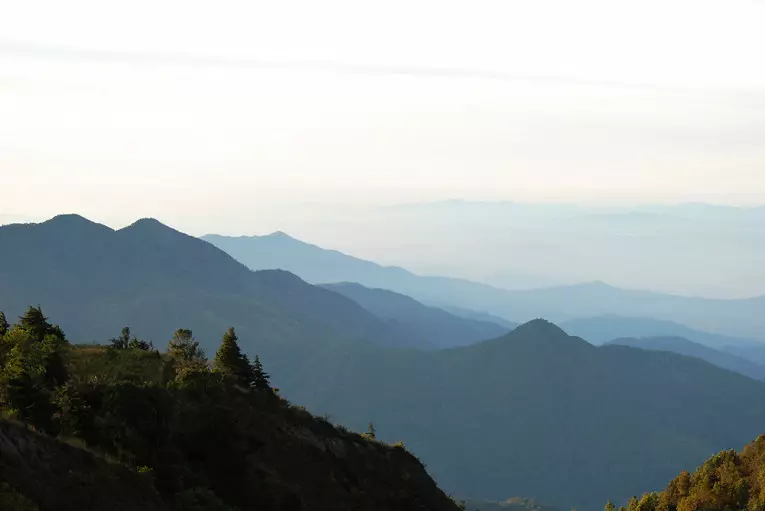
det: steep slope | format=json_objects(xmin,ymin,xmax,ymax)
[
  {"xmin": 321, "ymin": 282, "xmax": 510, "ymax": 349},
  {"xmin": 0, "ymin": 317, "xmax": 459, "ymax": 511},
  {"xmin": 0, "ymin": 420, "xmax": 166, "ymax": 511},
  {"xmin": 279, "ymin": 320, "xmax": 765, "ymax": 511},
  {"xmin": 606, "ymin": 336, "xmax": 765, "ymax": 380},
  {"xmin": 202, "ymin": 233, "xmax": 765, "ymax": 338},
  {"xmin": 612, "ymin": 435, "xmax": 765, "ymax": 511},
  {"xmin": 0, "ymin": 216, "xmax": 415, "ymax": 385},
  {"xmin": 562, "ymin": 315, "xmax": 765, "ymax": 348}
]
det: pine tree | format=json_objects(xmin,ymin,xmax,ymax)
[
  {"xmin": 19, "ymin": 305, "xmax": 51, "ymax": 342},
  {"xmin": 0, "ymin": 311, "xmax": 8, "ymax": 337},
  {"xmin": 213, "ymin": 327, "xmax": 253, "ymax": 385},
  {"xmin": 605, "ymin": 501, "xmax": 616, "ymax": 511},
  {"xmin": 251, "ymin": 355, "xmax": 271, "ymax": 391},
  {"xmin": 168, "ymin": 329, "xmax": 205, "ymax": 362},
  {"xmin": 366, "ymin": 422, "xmax": 376, "ymax": 440}
]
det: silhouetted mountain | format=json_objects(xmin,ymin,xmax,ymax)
[
  {"xmin": 9, "ymin": 216, "xmax": 765, "ymax": 510},
  {"xmin": 0, "ymin": 216, "xmax": 422, "ymax": 385},
  {"xmin": 283, "ymin": 320, "xmax": 765, "ymax": 511},
  {"xmin": 561, "ymin": 315, "xmax": 765, "ymax": 348},
  {"xmin": 321, "ymin": 282, "xmax": 511, "ymax": 349},
  {"xmin": 606, "ymin": 336, "xmax": 765, "ymax": 380},
  {"xmin": 202, "ymin": 233, "xmax": 765, "ymax": 339}
]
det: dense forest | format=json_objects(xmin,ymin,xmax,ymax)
[
  {"xmin": 0, "ymin": 306, "xmax": 459, "ymax": 511},
  {"xmin": 610, "ymin": 435, "xmax": 765, "ymax": 511}
]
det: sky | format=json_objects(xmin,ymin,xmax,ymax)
[{"xmin": 1, "ymin": 1, "xmax": 765, "ymax": 297}]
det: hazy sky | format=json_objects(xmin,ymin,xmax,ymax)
[{"xmin": 2, "ymin": 0, "xmax": 765, "ymax": 235}]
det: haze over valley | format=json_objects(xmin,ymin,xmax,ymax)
[{"xmin": 2, "ymin": 2, "xmax": 765, "ymax": 510}]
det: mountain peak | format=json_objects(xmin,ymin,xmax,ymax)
[
  {"xmin": 37, "ymin": 214, "xmax": 113, "ymax": 235},
  {"xmin": 513, "ymin": 318, "xmax": 569, "ymax": 337},
  {"xmin": 118, "ymin": 218, "xmax": 185, "ymax": 238},
  {"xmin": 262, "ymin": 230, "xmax": 299, "ymax": 242},
  {"xmin": 43, "ymin": 213, "xmax": 106, "ymax": 228}
]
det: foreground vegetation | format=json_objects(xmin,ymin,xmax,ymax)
[
  {"xmin": 610, "ymin": 435, "xmax": 765, "ymax": 511},
  {"xmin": 0, "ymin": 306, "xmax": 458, "ymax": 511}
]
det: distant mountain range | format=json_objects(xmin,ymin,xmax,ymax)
[
  {"xmin": 321, "ymin": 282, "xmax": 513, "ymax": 349},
  {"xmin": 606, "ymin": 336, "xmax": 765, "ymax": 380},
  {"xmin": 288, "ymin": 320, "xmax": 765, "ymax": 510},
  {"xmin": 202, "ymin": 232, "xmax": 765, "ymax": 339},
  {"xmin": 0, "ymin": 215, "xmax": 417, "ymax": 365},
  {"xmin": 561, "ymin": 315, "xmax": 764, "ymax": 348},
  {"xmin": 0, "ymin": 215, "xmax": 509, "ymax": 372},
  {"xmin": 6, "ymin": 215, "xmax": 765, "ymax": 510}
]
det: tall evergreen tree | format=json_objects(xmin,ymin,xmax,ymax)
[
  {"xmin": 0, "ymin": 311, "xmax": 8, "ymax": 337},
  {"xmin": 17, "ymin": 306, "xmax": 65, "ymax": 343},
  {"xmin": 251, "ymin": 355, "xmax": 271, "ymax": 391},
  {"xmin": 19, "ymin": 306, "xmax": 51, "ymax": 342},
  {"xmin": 213, "ymin": 327, "xmax": 253, "ymax": 385}
]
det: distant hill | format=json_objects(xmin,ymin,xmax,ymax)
[
  {"xmin": 439, "ymin": 306, "xmax": 519, "ymax": 330},
  {"xmin": 284, "ymin": 320, "xmax": 765, "ymax": 511},
  {"xmin": 321, "ymin": 282, "xmax": 511, "ymax": 349},
  {"xmin": 0, "ymin": 215, "xmax": 424, "ymax": 384},
  {"xmin": 606, "ymin": 336, "xmax": 765, "ymax": 380},
  {"xmin": 202, "ymin": 233, "xmax": 765, "ymax": 339},
  {"xmin": 561, "ymin": 315, "xmax": 765, "ymax": 348}
]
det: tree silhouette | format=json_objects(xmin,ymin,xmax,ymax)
[
  {"xmin": 213, "ymin": 327, "xmax": 254, "ymax": 386},
  {"xmin": 0, "ymin": 311, "xmax": 8, "ymax": 337},
  {"xmin": 251, "ymin": 354, "xmax": 271, "ymax": 392}
]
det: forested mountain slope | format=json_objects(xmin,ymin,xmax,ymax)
[
  {"xmin": 606, "ymin": 336, "xmax": 765, "ymax": 380},
  {"xmin": 0, "ymin": 309, "xmax": 459, "ymax": 511},
  {"xmin": 610, "ymin": 435, "xmax": 765, "ymax": 511},
  {"xmin": 281, "ymin": 320, "xmax": 765, "ymax": 511}
]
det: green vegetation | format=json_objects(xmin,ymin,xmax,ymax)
[
  {"xmin": 0, "ymin": 306, "xmax": 459, "ymax": 511},
  {"xmin": 612, "ymin": 435, "xmax": 765, "ymax": 511}
]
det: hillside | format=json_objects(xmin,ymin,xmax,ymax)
[
  {"xmin": 606, "ymin": 336, "xmax": 765, "ymax": 380},
  {"xmin": 279, "ymin": 320, "xmax": 765, "ymax": 511},
  {"xmin": 611, "ymin": 435, "xmax": 765, "ymax": 511},
  {"xmin": 561, "ymin": 315, "xmax": 764, "ymax": 349},
  {"xmin": 0, "ymin": 310, "xmax": 459, "ymax": 511},
  {"xmin": 321, "ymin": 282, "xmax": 511, "ymax": 349},
  {"xmin": 201, "ymin": 232, "xmax": 765, "ymax": 339},
  {"xmin": 0, "ymin": 215, "xmax": 424, "ymax": 388}
]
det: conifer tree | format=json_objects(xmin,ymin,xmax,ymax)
[
  {"xmin": 19, "ymin": 305, "xmax": 51, "ymax": 342},
  {"xmin": 0, "ymin": 311, "xmax": 8, "ymax": 337},
  {"xmin": 168, "ymin": 328, "xmax": 205, "ymax": 362},
  {"xmin": 213, "ymin": 327, "xmax": 253, "ymax": 385},
  {"xmin": 366, "ymin": 422, "xmax": 376, "ymax": 440},
  {"xmin": 251, "ymin": 354, "xmax": 271, "ymax": 391}
]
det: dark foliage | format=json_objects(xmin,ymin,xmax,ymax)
[{"xmin": 0, "ymin": 308, "xmax": 458, "ymax": 511}]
